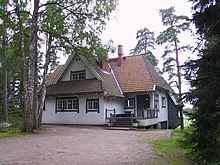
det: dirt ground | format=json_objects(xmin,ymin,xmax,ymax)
[{"xmin": 0, "ymin": 125, "xmax": 171, "ymax": 165}]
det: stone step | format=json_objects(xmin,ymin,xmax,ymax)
[{"xmin": 112, "ymin": 117, "xmax": 133, "ymax": 128}]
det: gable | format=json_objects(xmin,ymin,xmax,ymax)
[
  {"xmin": 46, "ymin": 54, "xmax": 124, "ymax": 98},
  {"xmin": 59, "ymin": 55, "xmax": 96, "ymax": 81}
]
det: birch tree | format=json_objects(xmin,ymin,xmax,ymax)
[
  {"xmin": 24, "ymin": 0, "xmax": 118, "ymax": 132},
  {"xmin": 0, "ymin": 0, "xmax": 118, "ymax": 132}
]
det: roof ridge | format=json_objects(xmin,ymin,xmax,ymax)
[{"xmin": 142, "ymin": 55, "xmax": 156, "ymax": 90}]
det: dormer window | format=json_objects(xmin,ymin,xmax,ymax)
[{"xmin": 70, "ymin": 70, "xmax": 85, "ymax": 80}]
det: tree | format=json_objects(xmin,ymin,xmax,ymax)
[
  {"xmin": 130, "ymin": 27, "xmax": 158, "ymax": 66},
  {"xmin": 156, "ymin": 7, "xmax": 191, "ymax": 130},
  {"xmin": 184, "ymin": 1, "xmax": 220, "ymax": 163},
  {"xmin": 2, "ymin": 0, "xmax": 118, "ymax": 132}
]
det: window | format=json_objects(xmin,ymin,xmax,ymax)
[
  {"xmin": 161, "ymin": 96, "xmax": 166, "ymax": 108},
  {"xmin": 125, "ymin": 98, "xmax": 135, "ymax": 109},
  {"xmin": 86, "ymin": 98, "xmax": 99, "ymax": 113},
  {"xmin": 70, "ymin": 70, "xmax": 85, "ymax": 80},
  {"xmin": 56, "ymin": 97, "xmax": 79, "ymax": 113},
  {"xmin": 154, "ymin": 93, "xmax": 159, "ymax": 110}
]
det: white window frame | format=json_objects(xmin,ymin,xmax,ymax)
[
  {"xmin": 86, "ymin": 98, "xmax": 99, "ymax": 113},
  {"xmin": 56, "ymin": 97, "xmax": 79, "ymax": 113},
  {"xmin": 161, "ymin": 96, "xmax": 166, "ymax": 108},
  {"xmin": 125, "ymin": 98, "xmax": 135, "ymax": 109},
  {"xmin": 154, "ymin": 93, "xmax": 159, "ymax": 110}
]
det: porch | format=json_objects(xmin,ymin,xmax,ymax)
[{"xmin": 105, "ymin": 108, "xmax": 158, "ymax": 128}]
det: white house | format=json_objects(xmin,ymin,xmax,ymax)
[{"xmin": 42, "ymin": 45, "xmax": 180, "ymax": 129}]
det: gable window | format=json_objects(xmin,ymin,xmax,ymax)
[
  {"xmin": 125, "ymin": 98, "xmax": 135, "ymax": 109},
  {"xmin": 56, "ymin": 97, "xmax": 79, "ymax": 113},
  {"xmin": 70, "ymin": 70, "xmax": 85, "ymax": 80},
  {"xmin": 154, "ymin": 93, "xmax": 159, "ymax": 110},
  {"xmin": 161, "ymin": 96, "xmax": 166, "ymax": 108},
  {"xmin": 86, "ymin": 98, "xmax": 99, "ymax": 113}
]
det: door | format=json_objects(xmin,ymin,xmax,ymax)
[{"xmin": 137, "ymin": 94, "xmax": 150, "ymax": 118}]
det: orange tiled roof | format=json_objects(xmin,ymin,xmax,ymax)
[
  {"xmin": 46, "ymin": 65, "xmax": 63, "ymax": 86},
  {"xmin": 109, "ymin": 55, "xmax": 171, "ymax": 93}
]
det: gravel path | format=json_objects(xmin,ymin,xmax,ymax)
[{"xmin": 0, "ymin": 125, "xmax": 171, "ymax": 165}]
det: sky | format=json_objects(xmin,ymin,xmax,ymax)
[
  {"xmin": 58, "ymin": 1, "xmax": 196, "ymax": 106},
  {"xmin": 100, "ymin": 1, "xmax": 196, "ymax": 107},
  {"xmin": 101, "ymin": 0, "xmax": 195, "ymax": 57}
]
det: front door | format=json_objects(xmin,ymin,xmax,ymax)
[{"xmin": 137, "ymin": 94, "xmax": 150, "ymax": 118}]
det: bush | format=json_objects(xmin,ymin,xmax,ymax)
[{"xmin": 180, "ymin": 125, "xmax": 220, "ymax": 165}]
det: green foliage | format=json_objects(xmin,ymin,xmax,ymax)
[
  {"xmin": 156, "ymin": 7, "xmax": 191, "ymax": 79},
  {"xmin": 184, "ymin": 1, "xmax": 220, "ymax": 164},
  {"xmin": 130, "ymin": 27, "xmax": 158, "ymax": 66},
  {"xmin": 0, "ymin": 0, "xmax": 119, "ymax": 132},
  {"xmin": 185, "ymin": 37, "xmax": 220, "ymax": 164},
  {"xmin": 0, "ymin": 109, "xmax": 24, "ymax": 134},
  {"xmin": 150, "ymin": 129, "xmax": 194, "ymax": 165}
]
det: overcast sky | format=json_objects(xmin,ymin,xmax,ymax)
[
  {"xmin": 100, "ymin": 1, "xmax": 196, "ymax": 102},
  {"xmin": 101, "ymin": 0, "xmax": 195, "ymax": 58}
]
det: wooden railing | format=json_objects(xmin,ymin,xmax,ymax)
[
  {"xmin": 135, "ymin": 108, "xmax": 158, "ymax": 119},
  {"xmin": 105, "ymin": 108, "xmax": 116, "ymax": 119}
]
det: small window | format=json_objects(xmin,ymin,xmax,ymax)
[
  {"xmin": 154, "ymin": 93, "xmax": 159, "ymax": 110},
  {"xmin": 56, "ymin": 97, "xmax": 79, "ymax": 113},
  {"xmin": 125, "ymin": 98, "xmax": 135, "ymax": 109},
  {"xmin": 161, "ymin": 96, "xmax": 166, "ymax": 108},
  {"xmin": 70, "ymin": 70, "xmax": 85, "ymax": 80},
  {"xmin": 86, "ymin": 98, "xmax": 99, "ymax": 113}
]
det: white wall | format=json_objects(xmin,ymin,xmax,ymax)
[
  {"xmin": 60, "ymin": 56, "xmax": 95, "ymax": 81},
  {"xmin": 43, "ymin": 94, "xmax": 126, "ymax": 125},
  {"xmin": 155, "ymin": 90, "xmax": 168, "ymax": 123},
  {"xmin": 139, "ymin": 118, "xmax": 158, "ymax": 127},
  {"xmin": 104, "ymin": 97, "xmax": 124, "ymax": 118},
  {"xmin": 42, "ymin": 94, "xmax": 106, "ymax": 125}
]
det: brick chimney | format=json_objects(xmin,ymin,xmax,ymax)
[{"xmin": 117, "ymin": 45, "xmax": 124, "ymax": 66}]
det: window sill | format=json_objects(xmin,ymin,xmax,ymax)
[{"xmin": 56, "ymin": 110, "xmax": 79, "ymax": 113}]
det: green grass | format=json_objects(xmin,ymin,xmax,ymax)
[
  {"xmin": 149, "ymin": 126, "xmax": 195, "ymax": 165},
  {"xmin": 0, "ymin": 111, "xmax": 24, "ymax": 138},
  {"xmin": 0, "ymin": 130, "xmax": 26, "ymax": 138},
  {"xmin": 150, "ymin": 137, "xmax": 193, "ymax": 165}
]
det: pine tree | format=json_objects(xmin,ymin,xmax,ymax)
[
  {"xmin": 184, "ymin": 0, "xmax": 220, "ymax": 163},
  {"xmin": 156, "ymin": 7, "xmax": 191, "ymax": 130},
  {"xmin": 130, "ymin": 27, "xmax": 158, "ymax": 66}
]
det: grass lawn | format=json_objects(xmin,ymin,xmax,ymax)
[
  {"xmin": 149, "ymin": 118, "xmax": 195, "ymax": 165},
  {"xmin": 150, "ymin": 136, "xmax": 194, "ymax": 165},
  {"xmin": 0, "ymin": 128, "xmax": 26, "ymax": 138}
]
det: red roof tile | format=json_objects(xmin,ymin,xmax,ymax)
[
  {"xmin": 109, "ymin": 55, "xmax": 171, "ymax": 93},
  {"xmin": 109, "ymin": 55, "xmax": 154, "ymax": 93},
  {"xmin": 46, "ymin": 65, "xmax": 63, "ymax": 86}
]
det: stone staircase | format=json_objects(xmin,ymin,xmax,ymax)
[{"xmin": 112, "ymin": 117, "xmax": 133, "ymax": 128}]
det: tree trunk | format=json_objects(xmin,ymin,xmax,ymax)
[
  {"xmin": 174, "ymin": 39, "xmax": 184, "ymax": 130},
  {"xmin": 37, "ymin": 33, "xmax": 52, "ymax": 127},
  {"xmin": 3, "ymin": 33, "xmax": 8, "ymax": 123},
  {"xmin": 22, "ymin": 0, "xmax": 39, "ymax": 133},
  {"xmin": 3, "ymin": 62, "xmax": 8, "ymax": 123},
  {"xmin": 17, "ymin": 1, "xmax": 27, "ymax": 112}
]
